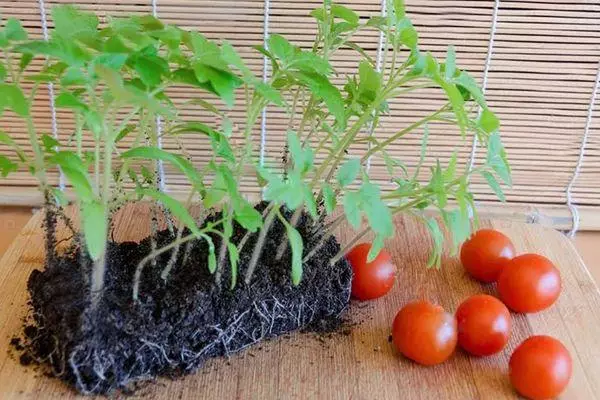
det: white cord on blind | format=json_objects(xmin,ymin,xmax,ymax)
[
  {"xmin": 566, "ymin": 61, "xmax": 600, "ymax": 238},
  {"xmin": 38, "ymin": 0, "xmax": 65, "ymax": 191},
  {"xmin": 151, "ymin": 0, "xmax": 167, "ymax": 192},
  {"xmin": 259, "ymin": 0, "xmax": 271, "ymax": 172},
  {"xmin": 467, "ymin": 0, "xmax": 500, "ymax": 174},
  {"xmin": 365, "ymin": 0, "xmax": 387, "ymax": 174}
]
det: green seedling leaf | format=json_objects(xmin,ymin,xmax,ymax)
[
  {"xmin": 138, "ymin": 188, "xmax": 201, "ymax": 237},
  {"xmin": 84, "ymin": 110, "xmax": 103, "ymax": 139},
  {"xmin": 479, "ymin": 107, "xmax": 500, "ymax": 134},
  {"xmin": 343, "ymin": 191, "xmax": 361, "ymax": 229},
  {"xmin": 331, "ymin": 4, "xmax": 360, "ymax": 25},
  {"xmin": 358, "ymin": 60, "xmax": 381, "ymax": 103},
  {"xmin": 268, "ymin": 34, "xmax": 296, "ymax": 63},
  {"xmin": 367, "ymin": 234, "xmax": 385, "ymax": 263},
  {"xmin": 0, "ymin": 64, "xmax": 6, "ymax": 82},
  {"xmin": 61, "ymin": 67, "xmax": 87, "ymax": 86},
  {"xmin": 48, "ymin": 151, "xmax": 94, "ymax": 201},
  {"xmin": 444, "ymin": 45, "xmax": 456, "ymax": 80},
  {"xmin": 5, "ymin": 18, "xmax": 27, "ymax": 41},
  {"xmin": 94, "ymin": 53, "xmax": 128, "ymax": 71},
  {"xmin": 185, "ymin": 98, "xmax": 222, "ymax": 116},
  {"xmin": 486, "ymin": 133, "xmax": 511, "ymax": 185},
  {"xmin": 444, "ymin": 151, "xmax": 458, "ymax": 181},
  {"xmin": 228, "ymin": 242, "xmax": 239, "ymax": 289},
  {"xmin": 115, "ymin": 124, "xmax": 136, "ymax": 143},
  {"xmin": 337, "ymin": 158, "xmax": 361, "ymax": 187},
  {"xmin": 52, "ymin": 5, "xmax": 99, "ymax": 41},
  {"xmin": 0, "ymin": 84, "xmax": 29, "ymax": 116},
  {"xmin": 396, "ymin": 18, "xmax": 418, "ymax": 50},
  {"xmin": 55, "ymin": 91, "xmax": 88, "ymax": 111},
  {"xmin": 41, "ymin": 134, "xmax": 60, "ymax": 153},
  {"xmin": 442, "ymin": 209, "xmax": 471, "ymax": 256},
  {"xmin": 295, "ymin": 71, "xmax": 345, "ymax": 128},
  {"xmin": 481, "ymin": 170, "xmax": 506, "ymax": 202},
  {"xmin": 81, "ymin": 200, "xmax": 106, "ymax": 261},
  {"xmin": 281, "ymin": 218, "xmax": 303, "ymax": 286},
  {"xmin": 287, "ymin": 131, "xmax": 313, "ymax": 173},
  {"xmin": 393, "ymin": 0, "xmax": 406, "ymax": 19},
  {"xmin": 303, "ymin": 186, "xmax": 318, "ymax": 218},
  {"xmin": 122, "ymin": 147, "xmax": 204, "ymax": 190},
  {"xmin": 342, "ymin": 41, "xmax": 375, "ymax": 66},
  {"xmin": 0, "ymin": 155, "xmax": 18, "ymax": 177},
  {"xmin": 232, "ymin": 197, "xmax": 263, "ymax": 232},
  {"xmin": 207, "ymin": 236, "xmax": 217, "ymax": 273},
  {"xmin": 425, "ymin": 217, "xmax": 443, "ymax": 268},
  {"xmin": 322, "ymin": 184, "xmax": 336, "ymax": 214},
  {"xmin": 454, "ymin": 71, "xmax": 485, "ymax": 107},
  {"xmin": 360, "ymin": 180, "xmax": 394, "ymax": 238},
  {"xmin": 19, "ymin": 53, "xmax": 33, "ymax": 72}
]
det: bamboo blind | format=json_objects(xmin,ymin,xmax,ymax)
[{"xmin": 0, "ymin": 0, "xmax": 599, "ymax": 231}]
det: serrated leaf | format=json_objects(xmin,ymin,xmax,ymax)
[
  {"xmin": 19, "ymin": 53, "xmax": 32, "ymax": 72},
  {"xmin": 296, "ymin": 71, "xmax": 345, "ymax": 129},
  {"xmin": 232, "ymin": 198, "xmax": 263, "ymax": 232},
  {"xmin": 486, "ymin": 133, "xmax": 511, "ymax": 186},
  {"xmin": 122, "ymin": 147, "xmax": 204, "ymax": 190},
  {"xmin": 49, "ymin": 151, "xmax": 94, "ymax": 201},
  {"xmin": 115, "ymin": 124, "xmax": 136, "ymax": 143},
  {"xmin": 5, "ymin": 18, "xmax": 27, "ymax": 41},
  {"xmin": 81, "ymin": 200, "xmax": 106, "ymax": 261},
  {"xmin": 0, "ymin": 84, "xmax": 29, "ymax": 116},
  {"xmin": 138, "ymin": 188, "xmax": 201, "ymax": 237},
  {"xmin": 442, "ymin": 209, "xmax": 471, "ymax": 256},
  {"xmin": 60, "ymin": 67, "xmax": 87, "ymax": 86},
  {"xmin": 479, "ymin": 107, "xmax": 499, "ymax": 134},
  {"xmin": 337, "ymin": 158, "xmax": 361, "ymax": 187},
  {"xmin": 343, "ymin": 191, "xmax": 361, "ymax": 229},
  {"xmin": 322, "ymin": 184, "xmax": 336, "ymax": 214},
  {"xmin": 331, "ymin": 4, "xmax": 359, "ymax": 25},
  {"xmin": 0, "ymin": 155, "xmax": 18, "ymax": 177},
  {"xmin": 41, "ymin": 134, "xmax": 60, "ymax": 153},
  {"xmin": 481, "ymin": 170, "xmax": 505, "ymax": 202},
  {"xmin": 358, "ymin": 60, "xmax": 381, "ymax": 102},
  {"xmin": 393, "ymin": 0, "xmax": 406, "ymax": 20},
  {"xmin": 52, "ymin": 5, "xmax": 99, "ymax": 41},
  {"xmin": 268, "ymin": 34, "xmax": 296, "ymax": 63},
  {"xmin": 367, "ymin": 235, "xmax": 385, "ymax": 263},
  {"xmin": 454, "ymin": 71, "xmax": 485, "ymax": 108},
  {"xmin": 55, "ymin": 91, "xmax": 88, "ymax": 111},
  {"xmin": 303, "ymin": 186, "xmax": 318, "ymax": 218}
]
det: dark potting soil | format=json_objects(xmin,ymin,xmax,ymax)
[{"xmin": 16, "ymin": 204, "xmax": 353, "ymax": 395}]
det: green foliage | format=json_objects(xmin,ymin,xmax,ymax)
[{"xmin": 0, "ymin": 1, "xmax": 510, "ymax": 295}]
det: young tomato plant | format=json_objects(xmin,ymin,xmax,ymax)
[{"xmin": 0, "ymin": 0, "xmax": 511, "ymax": 306}]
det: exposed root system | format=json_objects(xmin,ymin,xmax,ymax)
[{"xmin": 16, "ymin": 205, "xmax": 352, "ymax": 395}]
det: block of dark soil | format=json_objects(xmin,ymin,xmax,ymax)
[{"xmin": 17, "ymin": 205, "xmax": 352, "ymax": 395}]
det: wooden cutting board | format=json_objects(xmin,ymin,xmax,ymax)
[{"xmin": 0, "ymin": 204, "xmax": 599, "ymax": 399}]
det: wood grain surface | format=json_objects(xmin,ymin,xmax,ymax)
[{"xmin": 0, "ymin": 204, "xmax": 599, "ymax": 399}]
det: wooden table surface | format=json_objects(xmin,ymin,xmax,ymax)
[{"xmin": 0, "ymin": 205, "xmax": 599, "ymax": 399}]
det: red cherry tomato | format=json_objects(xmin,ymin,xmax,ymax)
[
  {"xmin": 346, "ymin": 243, "xmax": 397, "ymax": 300},
  {"xmin": 392, "ymin": 300, "xmax": 457, "ymax": 366},
  {"xmin": 509, "ymin": 335, "xmax": 572, "ymax": 400},
  {"xmin": 460, "ymin": 229, "xmax": 516, "ymax": 283},
  {"xmin": 455, "ymin": 294, "xmax": 511, "ymax": 356},
  {"xmin": 497, "ymin": 254, "xmax": 561, "ymax": 313}
]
